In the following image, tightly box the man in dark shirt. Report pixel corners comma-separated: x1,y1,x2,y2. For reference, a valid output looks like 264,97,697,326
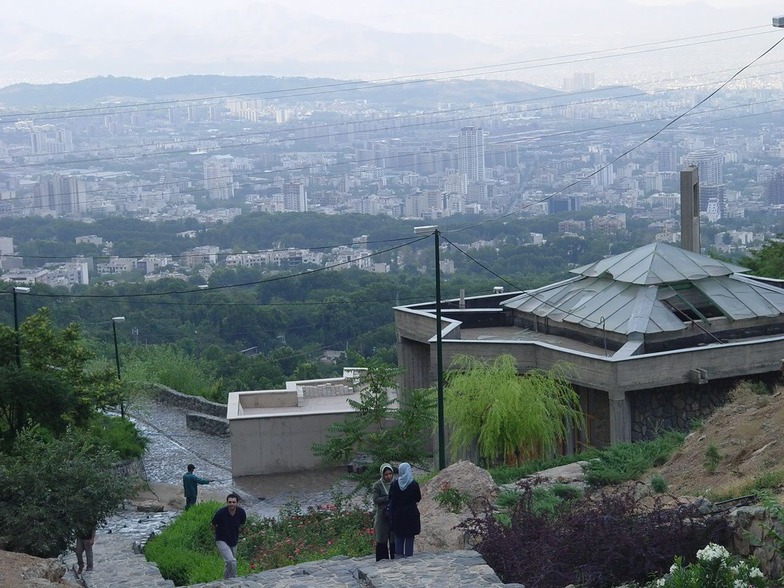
182,464,211,510
211,493,246,579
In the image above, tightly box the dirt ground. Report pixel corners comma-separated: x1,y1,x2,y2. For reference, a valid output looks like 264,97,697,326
654,384,784,500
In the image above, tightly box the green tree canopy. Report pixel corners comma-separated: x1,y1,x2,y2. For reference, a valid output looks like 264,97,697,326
0,308,114,444
742,240,784,279
444,354,585,466
312,358,435,486
0,426,132,557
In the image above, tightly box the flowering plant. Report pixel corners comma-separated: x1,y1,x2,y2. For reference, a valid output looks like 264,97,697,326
649,543,767,588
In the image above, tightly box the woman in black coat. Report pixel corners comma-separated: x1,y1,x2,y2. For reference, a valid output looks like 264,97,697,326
387,462,421,557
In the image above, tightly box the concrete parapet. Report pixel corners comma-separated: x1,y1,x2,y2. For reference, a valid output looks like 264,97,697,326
301,383,353,398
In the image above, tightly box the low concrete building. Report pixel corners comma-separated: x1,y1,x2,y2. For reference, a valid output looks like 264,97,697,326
227,368,397,476
395,242,784,463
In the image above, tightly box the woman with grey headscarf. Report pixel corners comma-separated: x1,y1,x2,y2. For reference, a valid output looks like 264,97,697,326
372,462,395,560
387,462,421,557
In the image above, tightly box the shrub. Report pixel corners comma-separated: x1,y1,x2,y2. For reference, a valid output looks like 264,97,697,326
240,503,374,569
651,475,668,494
89,413,148,460
122,345,222,401
490,450,599,484
583,431,684,487
145,498,374,584
704,444,722,474
144,502,228,585
464,481,732,588
434,481,468,513
0,426,131,557
645,543,767,587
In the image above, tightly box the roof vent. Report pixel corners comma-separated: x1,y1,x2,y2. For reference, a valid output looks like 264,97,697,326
493,286,504,294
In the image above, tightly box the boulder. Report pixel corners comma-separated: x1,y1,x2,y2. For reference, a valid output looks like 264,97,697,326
417,461,498,553
0,550,71,588
134,500,164,513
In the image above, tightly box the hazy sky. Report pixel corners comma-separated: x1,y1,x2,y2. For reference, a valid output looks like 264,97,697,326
1,1,782,88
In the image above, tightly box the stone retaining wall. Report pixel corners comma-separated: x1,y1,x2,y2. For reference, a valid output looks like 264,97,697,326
115,459,144,479
630,375,779,442
731,505,784,580
145,383,227,418
185,413,229,437
140,383,228,437
630,381,731,441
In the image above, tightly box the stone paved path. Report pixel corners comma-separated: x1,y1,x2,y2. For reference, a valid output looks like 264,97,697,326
65,539,519,588
59,400,518,587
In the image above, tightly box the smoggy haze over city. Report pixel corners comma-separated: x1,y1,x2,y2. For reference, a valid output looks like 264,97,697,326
2,0,782,89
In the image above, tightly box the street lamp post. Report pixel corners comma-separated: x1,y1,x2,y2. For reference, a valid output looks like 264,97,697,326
12,286,30,368
414,225,446,470
112,316,126,418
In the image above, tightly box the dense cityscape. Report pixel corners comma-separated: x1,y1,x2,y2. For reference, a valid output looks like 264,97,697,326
1,68,784,289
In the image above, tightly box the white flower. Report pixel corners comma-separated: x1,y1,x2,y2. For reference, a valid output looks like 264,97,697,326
655,578,666,587
749,567,764,578
696,543,729,563
669,563,678,573
733,580,745,588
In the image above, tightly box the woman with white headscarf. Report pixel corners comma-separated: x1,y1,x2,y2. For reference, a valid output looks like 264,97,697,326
387,462,421,557
372,463,395,560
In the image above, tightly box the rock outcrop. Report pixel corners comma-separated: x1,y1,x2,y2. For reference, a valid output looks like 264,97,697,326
0,550,74,588
417,460,498,553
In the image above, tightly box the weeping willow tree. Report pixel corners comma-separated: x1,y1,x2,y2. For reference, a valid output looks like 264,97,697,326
444,354,585,466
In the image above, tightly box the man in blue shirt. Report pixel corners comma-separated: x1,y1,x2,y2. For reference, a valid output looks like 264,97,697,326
211,493,247,579
182,464,211,510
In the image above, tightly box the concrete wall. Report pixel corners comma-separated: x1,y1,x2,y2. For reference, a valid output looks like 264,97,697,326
397,304,784,454
396,307,784,397
230,411,353,476
238,390,297,411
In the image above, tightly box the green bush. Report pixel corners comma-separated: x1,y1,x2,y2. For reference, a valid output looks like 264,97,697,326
434,481,468,513
240,503,373,569
704,443,722,474
642,543,767,587
122,346,222,401
650,474,668,494
89,413,148,460
145,499,374,584
583,431,684,487
489,450,599,485
144,502,226,585
0,426,131,557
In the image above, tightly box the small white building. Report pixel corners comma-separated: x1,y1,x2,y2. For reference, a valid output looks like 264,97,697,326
227,369,398,477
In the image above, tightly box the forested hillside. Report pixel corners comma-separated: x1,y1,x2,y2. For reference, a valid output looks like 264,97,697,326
0,209,687,395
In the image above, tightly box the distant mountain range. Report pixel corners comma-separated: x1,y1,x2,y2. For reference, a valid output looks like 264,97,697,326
0,74,651,110
0,74,578,109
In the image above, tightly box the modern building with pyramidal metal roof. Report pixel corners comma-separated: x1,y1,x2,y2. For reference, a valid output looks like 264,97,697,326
395,241,784,458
